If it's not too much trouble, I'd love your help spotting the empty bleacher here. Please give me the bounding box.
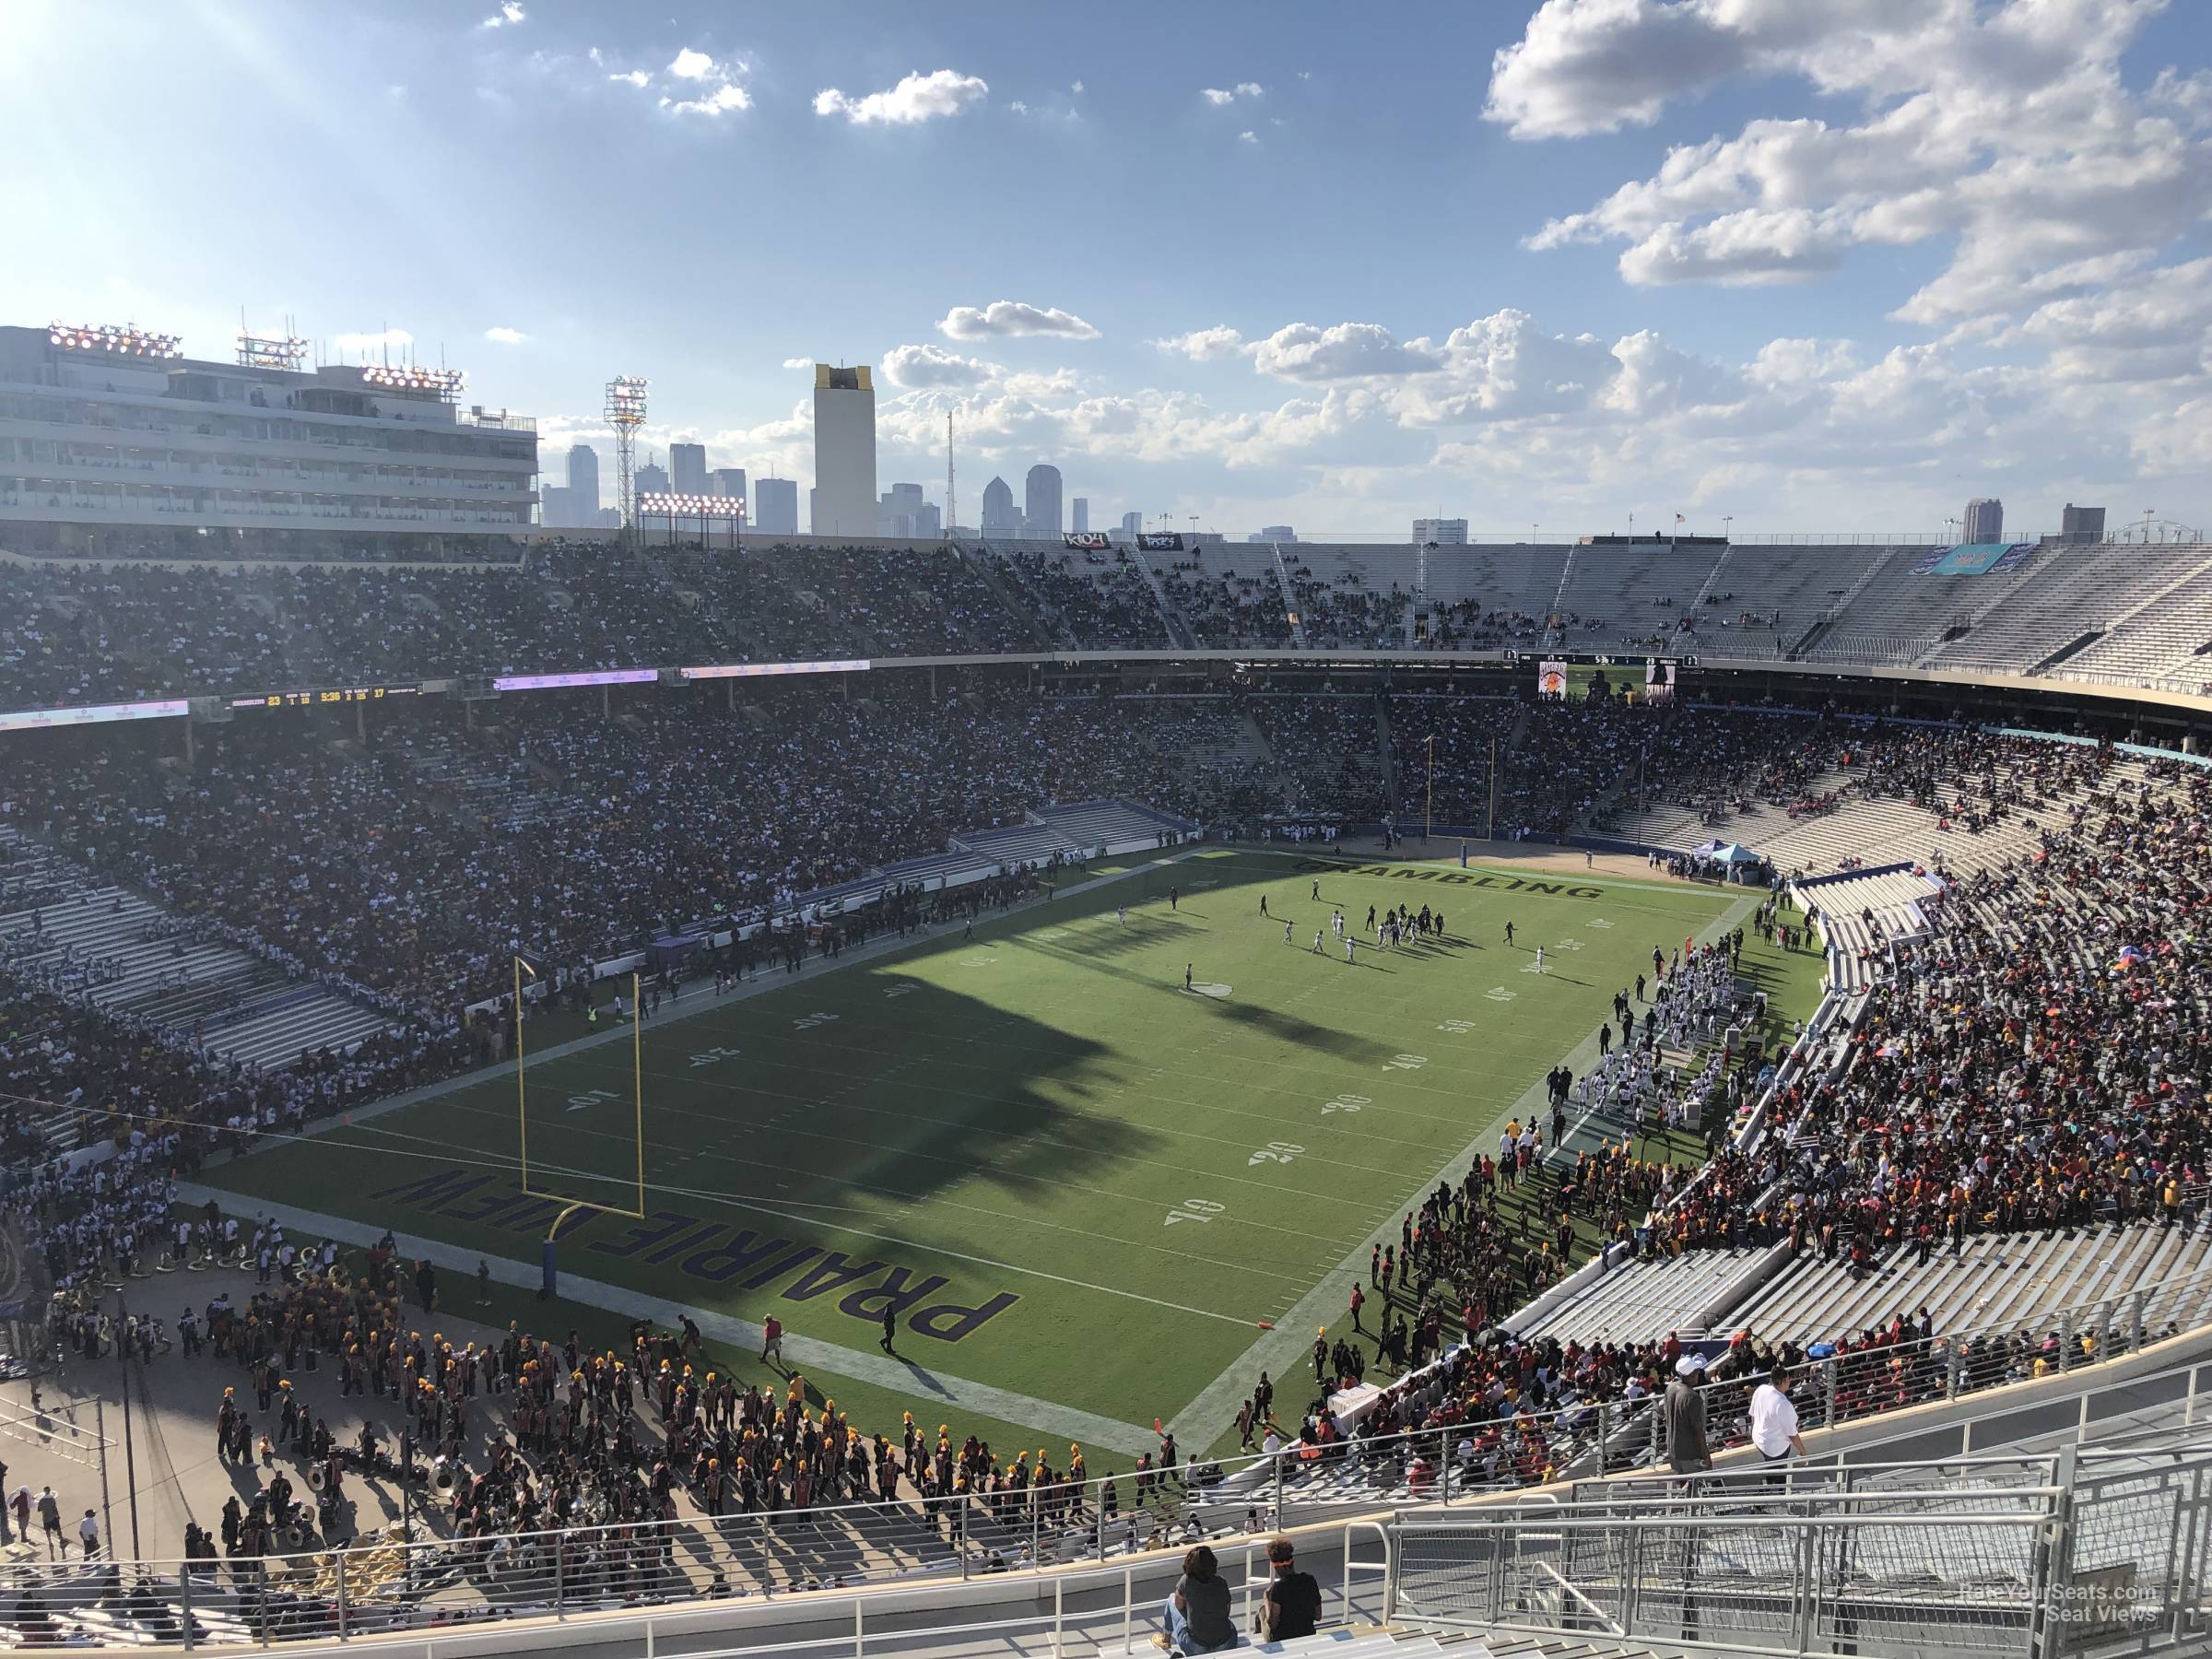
[1732,1218,2212,1345]
[1518,1247,1777,1345]
[1916,545,2206,675]
[2057,554,2212,687]
[0,828,391,1071]
[1546,545,1725,653]
[1800,545,2060,665]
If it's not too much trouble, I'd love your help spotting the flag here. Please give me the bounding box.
[1675,513,1685,524]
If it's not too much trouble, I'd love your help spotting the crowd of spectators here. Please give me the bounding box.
[998,550,1171,650]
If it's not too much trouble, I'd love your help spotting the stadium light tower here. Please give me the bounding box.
[605,376,649,543]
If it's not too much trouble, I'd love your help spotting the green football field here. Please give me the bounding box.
[205,848,1755,1458]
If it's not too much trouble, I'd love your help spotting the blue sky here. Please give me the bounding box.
[5,0,2209,538]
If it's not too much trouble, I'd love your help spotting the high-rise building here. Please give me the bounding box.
[2061,502,2106,543]
[879,481,934,539]
[670,442,708,497]
[753,477,798,535]
[981,476,1019,535]
[710,467,747,516]
[636,457,670,498]
[1072,498,1089,535]
[1964,498,2004,542]
[1024,464,1064,538]
[567,444,600,517]
[811,364,877,537]
[540,485,571,525]
[1412,518,1468,546]
[1120,511,1144,538]
[1249,524,1297,543]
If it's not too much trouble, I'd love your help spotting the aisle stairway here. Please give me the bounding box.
[0,828,391,1071]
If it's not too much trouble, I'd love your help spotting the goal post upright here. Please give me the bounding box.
[514,959,649,1297]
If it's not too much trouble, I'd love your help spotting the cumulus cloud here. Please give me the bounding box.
[937,300,1100,340]
[781,357,814,370]
[1152,326,1249,362]
[483,326,526,345]
[1498,0,2212,335]
[815,68,987,125]
[1201,82,1264,105]
[655,49,750,115]
[480,2,524,28]
[1238,130,1258,145]
[606,69,649,88]
[882,343,1000,388]
[1251,322,1442,382]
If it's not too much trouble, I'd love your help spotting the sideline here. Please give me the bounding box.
[174,1183,1163,1458]
[1164,887,1761,1447]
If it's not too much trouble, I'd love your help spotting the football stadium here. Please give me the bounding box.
[7,4,2212,1655]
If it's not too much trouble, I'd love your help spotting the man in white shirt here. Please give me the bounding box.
[1748,1363,1806,1489]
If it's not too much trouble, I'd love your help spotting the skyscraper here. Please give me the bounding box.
[636,457,669,497]
[1025,464,1063,538]
[981,476,1018,536]
[711,467,747,519]
[567,444,600,517]
[1120,511,1143,540]
[2061,503,2105,543]
[1964,498,2004,542]
[1412,517,1468,545]
[670,442,708,497]
[1072,498,1088,535]
[753,477,798,535]
[811,364,877,536]
[879,481,933,538]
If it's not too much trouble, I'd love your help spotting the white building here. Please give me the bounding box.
[1412,517,1468,546]
[811,364,877,537]
[0,322,537,558]
[1072,497,1088,535]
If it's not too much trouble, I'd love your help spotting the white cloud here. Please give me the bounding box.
[483,326,527,345]
[1153,326,1249,362]
[1500,0,2212,334]
[1252,322,1442,382]
[937,300,1100,340]
[1238,130,1258,145]
[882,343,1000,388]
[815,68,987,126]
[607,70,648,88]
[1202,81,1264,105]
[1071,79,1085,94]
[781,357,814,371]
[1009,100,1030,115]
[480,1,524,28]
[652,49,750,115]
[665,81,750,116]
[333,329,414,354]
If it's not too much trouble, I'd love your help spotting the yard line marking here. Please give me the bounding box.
[1163,888,1763,1447]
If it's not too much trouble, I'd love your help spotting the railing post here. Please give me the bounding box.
[1947,1344,1961,1400]
[554,1536,565,1618]
[2131,1289,2146,1354]
[335,1552,348,1641]
[959,1493,970,1581]
[853,1595,864,1659]
[1273,1452,1284,1526]
[1596,1400,1610,1472]
[179,1560,194,1653]
[1030,1487,1041,1568]
[2059,1309,2076,1373]
[1097,1485,1107,1562]
[1123,1565,1134,1656]
[1053,1575,1065,1659]
[1824,1359,1840,1430]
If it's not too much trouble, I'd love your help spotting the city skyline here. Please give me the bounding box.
[10,1,2204,536]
